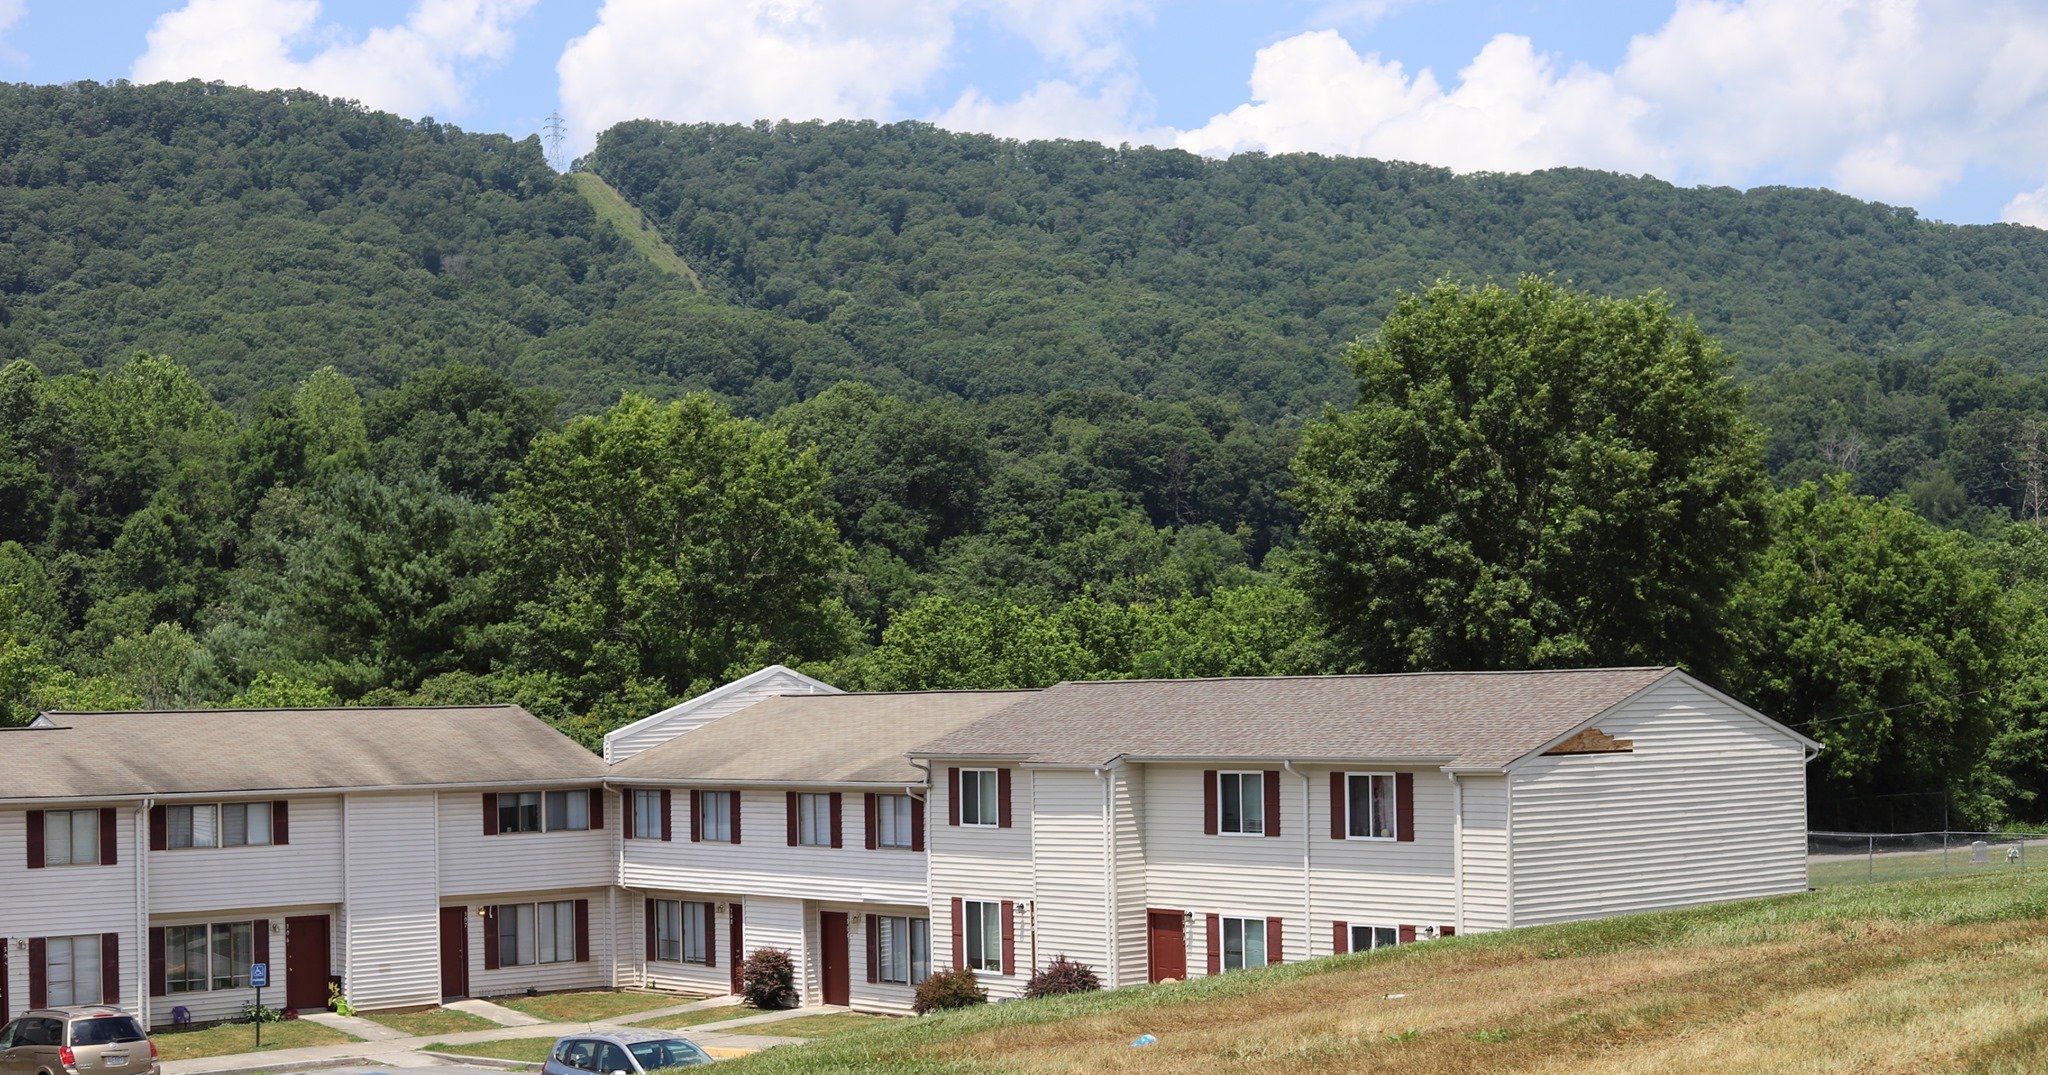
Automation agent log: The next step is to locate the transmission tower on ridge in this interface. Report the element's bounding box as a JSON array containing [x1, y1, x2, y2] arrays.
[[543, 111, 567, 171]]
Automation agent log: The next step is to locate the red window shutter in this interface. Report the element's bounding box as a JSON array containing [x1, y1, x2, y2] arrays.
[[1396, 773, 1415, 842], [623, 791, 636, 840], [1263, 770, 1281, 838], [910, 796, 925, 852], [574, 900, 591, 963], [785, 792, 799, 846], [1265, 917, 1283, 964], [863, 793, 877, 850], [1440, 925, 1456, 937], [99, 808, 117, 866], [28, 937, 46, 1008], [730, 792, 742, 845], [25, 810, 42, 869], [100, 933, 119, 1004], [1329, 772, 1346, 840], [149, 805, 167, 852], [660, 790, 674, 842], [947, 768, 961, 826], [643, 900, 657, 962], [950, 898, 964, 971], [1000, 900, 1016, 975], [1203, 770, 1219, 835], [482, 793, 498, 836], [997, 769, 1013, 828], [689, 790, 703, 843], [271, 801, 290, 846], [254, 920, 270, 970], [1205, 915, 1221, 976], [1398, 924, 1417, 944], [1332, 920, 1349, 954], [704, 905, 717, 969], [483, 907, 501, 969], [588, 788, 605, 830], [148, 928, 166, 998], [865, 914, 879, 983], [829, 793, 844, 849]]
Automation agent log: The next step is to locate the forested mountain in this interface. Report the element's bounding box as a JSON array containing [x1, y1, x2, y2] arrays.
[[10, 84, 2048, 826]]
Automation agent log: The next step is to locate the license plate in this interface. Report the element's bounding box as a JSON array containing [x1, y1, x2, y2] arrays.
[[105, 1058, 128, 1067]]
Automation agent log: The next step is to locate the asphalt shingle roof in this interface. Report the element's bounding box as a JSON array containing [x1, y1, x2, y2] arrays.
[[0, 705, 605, 800], [909, 668, 1678, 769], [609, 691, 1035, 785]]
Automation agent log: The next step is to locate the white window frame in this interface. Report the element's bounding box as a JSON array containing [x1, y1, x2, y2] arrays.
[[631, 790, 664, 840], [795, 793, 833, 847], [1344, 772, 1398, 841], [544, 790, 591, 832], [1217, 771, 1266, 836], [43, 935, 103, 1007], [498, 900, 577, 966], [1220, 916, 1268, 972], [43, 810, 100, 867], [699, 791, 732, 843], [168, 803, 273, 849], [876, 794, 914, 850], [959, 769, 999, 828], [1349, 923, 1401, 952], [961, 899, 1002, 973], [875, 916, 930, 985], [651, 899, 709, 964]]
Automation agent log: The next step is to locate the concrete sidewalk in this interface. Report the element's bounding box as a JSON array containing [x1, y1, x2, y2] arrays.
[[161, 999, 843, 1075]]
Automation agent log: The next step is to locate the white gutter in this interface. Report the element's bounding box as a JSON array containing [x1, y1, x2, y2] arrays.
[[0, 777, 609, 807], [135, 797, 151, 1025], [1097, 765, 1116, 985], [1449, 774, 1465, 936], [1281, 762, 1309, 961], [908, 759, 936, 946]]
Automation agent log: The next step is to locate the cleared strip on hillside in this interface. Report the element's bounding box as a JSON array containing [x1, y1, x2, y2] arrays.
[[570, 171, 703, 291], [720, 873, 2048, 1074]]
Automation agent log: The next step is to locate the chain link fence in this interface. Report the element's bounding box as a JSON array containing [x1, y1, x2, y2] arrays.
[[1808, 831, 2048, 886]]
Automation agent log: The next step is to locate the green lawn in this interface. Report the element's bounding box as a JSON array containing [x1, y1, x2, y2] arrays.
[[495, 990, 691, 1022], [152, 1019, 360, 1062], [359, 1007, 500, 1037], [629, 1005, 753, 1030], [424, 1036, 558, 1063], [569, 172, 702, 290], [754, 1013, 894, 1038], [1808, 838, 2048, 886], [711, 872, 2048, 1074]]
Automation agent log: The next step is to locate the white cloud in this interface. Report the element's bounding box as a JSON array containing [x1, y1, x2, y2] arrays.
[[0, 0, 25, 66], [1177, 1, 2048, 212], [132, 0, 532, 119], [936, 76, 1170, 146], [980, 0, 1152, 78], [2005, 184, 2048, 229]]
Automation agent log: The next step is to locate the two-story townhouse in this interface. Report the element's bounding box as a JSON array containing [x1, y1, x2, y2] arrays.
[[605, 691, 1028, 1013], [0, 705, 610, 1027], [911, 668, 1819, 995]]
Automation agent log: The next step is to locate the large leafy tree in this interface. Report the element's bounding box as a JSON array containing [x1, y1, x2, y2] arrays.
[[1293, 277, 1769, 671], [492, 394, 857, 702]]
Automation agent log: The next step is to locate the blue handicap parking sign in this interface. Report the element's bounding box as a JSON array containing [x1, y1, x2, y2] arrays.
[[251, 963, 269, 988]]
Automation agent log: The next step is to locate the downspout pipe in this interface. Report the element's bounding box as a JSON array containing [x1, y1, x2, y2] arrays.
[[136, 796, 152, 1025], [1449, 773, 1465, 936], [1281, 761, 1309, 961], [1097, 766, 1116, 986]]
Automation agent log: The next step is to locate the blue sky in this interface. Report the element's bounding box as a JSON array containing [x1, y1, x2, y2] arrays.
[[3, 1, 2045, 227]]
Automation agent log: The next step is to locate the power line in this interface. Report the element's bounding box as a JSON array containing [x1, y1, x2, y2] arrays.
[[1794, 684, 2006, 732], [543, 111, 567, 171]]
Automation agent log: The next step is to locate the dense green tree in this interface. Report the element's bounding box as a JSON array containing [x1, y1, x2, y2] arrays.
[[1293, 278, 1769, 672], [365, 364, 560, 497]]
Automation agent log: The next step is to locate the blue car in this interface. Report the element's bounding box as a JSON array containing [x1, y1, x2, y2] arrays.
[[542, 1029, 713, 1074]]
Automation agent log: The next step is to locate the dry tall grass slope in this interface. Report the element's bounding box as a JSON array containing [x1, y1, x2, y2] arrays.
[[723, 873, 2048, 1074]]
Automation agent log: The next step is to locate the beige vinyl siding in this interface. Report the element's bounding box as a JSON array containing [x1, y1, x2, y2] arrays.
[[605, 669, 836, 762], [1456, 775, 1511, 932], [466, 888, 611, 999], [840, 902, 927, 1015], [619, 789, 925, 906], [0, 805, 142, 1017], [150, 797, 344, 914], [1510, 678, 1811, 925], [637, 891, 735, 996], [1110, 766, 1149, 988], [1028, 769, 1111, 983], [438, 790, 614, 899], [927, 760, 1034, 1001], [1142, 765, 1305, 971], [742, 897, 808, 999], [342, 792, 440, 1011], [1303, 766, 1459, 955], [147, 904, 338, 1025]]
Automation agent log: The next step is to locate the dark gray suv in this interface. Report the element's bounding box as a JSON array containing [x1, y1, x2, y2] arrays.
[[0, 1007, 159, 1075]]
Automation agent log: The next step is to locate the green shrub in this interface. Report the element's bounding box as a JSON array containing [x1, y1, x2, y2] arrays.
[[740, 948, 800, 1010], [913, 967, 988, 1015], [1023, 955, 1100, 999]]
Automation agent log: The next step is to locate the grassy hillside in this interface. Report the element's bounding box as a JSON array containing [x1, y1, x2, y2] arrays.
[[569, 171, 702, 290], [725, 873, 2048, 1074]]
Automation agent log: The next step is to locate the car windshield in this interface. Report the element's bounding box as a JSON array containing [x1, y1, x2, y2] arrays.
[[69, 1017, 147, 1046], [626, 1039, 708, 1070]]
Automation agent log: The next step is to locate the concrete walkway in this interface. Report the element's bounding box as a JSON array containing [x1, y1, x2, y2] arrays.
[[443, 1000, 546, 1028], [162, 999, 850, 1075], [297, 1012, 412, 1042]]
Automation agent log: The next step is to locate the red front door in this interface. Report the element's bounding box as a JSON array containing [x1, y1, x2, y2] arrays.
[[727, 904, 745, 995], [284, 915, 332, 1012], [819, 912, 850, 1006], [439, 906, 470, 1000], [1148, 909, 1186, 983]]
